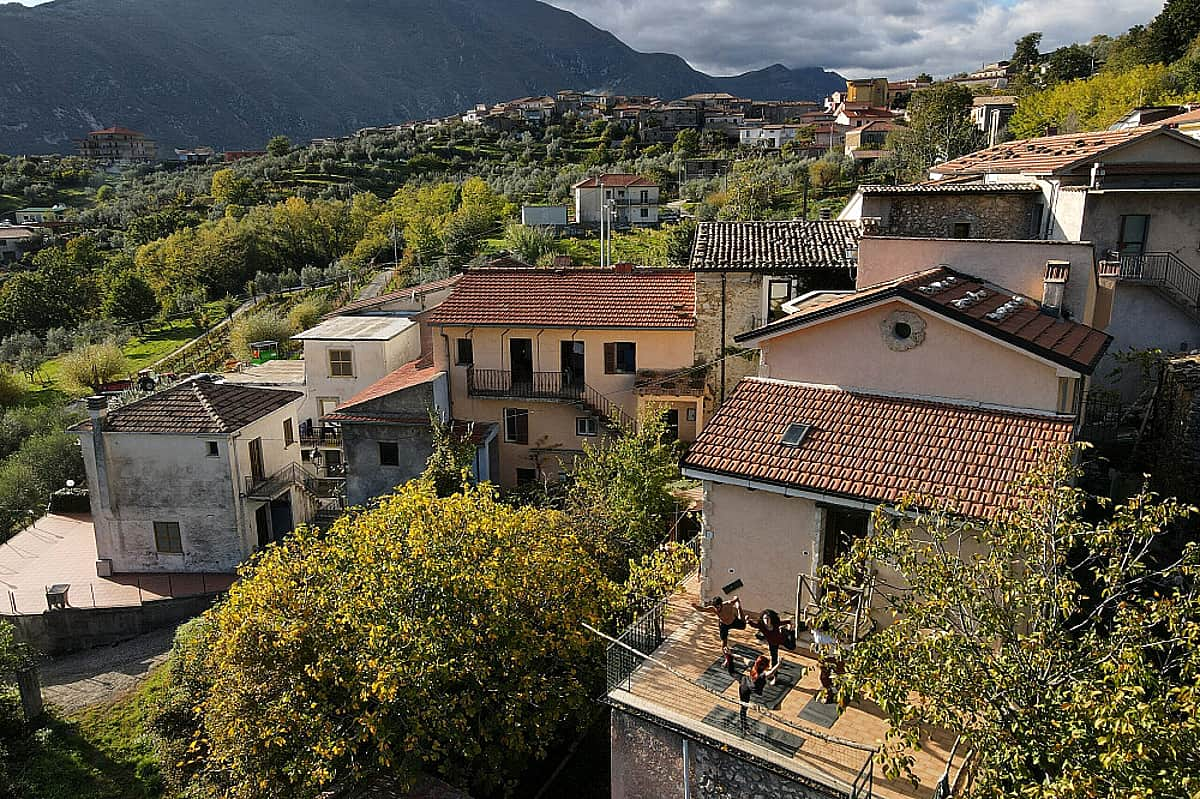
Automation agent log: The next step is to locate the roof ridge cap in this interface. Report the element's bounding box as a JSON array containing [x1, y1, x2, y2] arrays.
[[193, 382, 230, 432]]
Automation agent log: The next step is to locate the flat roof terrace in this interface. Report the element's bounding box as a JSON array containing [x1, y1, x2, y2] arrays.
[[603, 577, 958, 799]]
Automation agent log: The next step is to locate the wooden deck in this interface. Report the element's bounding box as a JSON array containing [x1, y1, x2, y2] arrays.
[[607, 578, 956, 799]]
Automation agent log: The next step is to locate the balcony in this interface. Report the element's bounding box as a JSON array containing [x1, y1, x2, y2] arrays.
[[245, 462, 345, 501], [300, 425, 342, 447], [603, 576, 960, 799], [1099, 251, 1200, 311], [467, 367, 584, 401]]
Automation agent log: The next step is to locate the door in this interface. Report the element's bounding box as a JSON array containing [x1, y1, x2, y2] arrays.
[[255, 504, 271, 549], [821, 507, 870, 571], [248, 437, 266, 484], [509, 338, 533, 387], [270, 497, 294, 543], [560, 340, 585, 394], [662, 408, 680, 442]]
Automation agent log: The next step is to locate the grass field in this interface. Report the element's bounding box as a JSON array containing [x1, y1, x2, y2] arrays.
[[8, 668, 168, 799]]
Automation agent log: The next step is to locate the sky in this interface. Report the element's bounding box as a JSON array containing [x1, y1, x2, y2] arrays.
[[8, 0, 1164, 79], [541, 0, 1162, 78]]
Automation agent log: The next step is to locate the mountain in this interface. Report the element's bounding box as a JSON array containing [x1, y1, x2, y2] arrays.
[[0, 0, 844, 154]]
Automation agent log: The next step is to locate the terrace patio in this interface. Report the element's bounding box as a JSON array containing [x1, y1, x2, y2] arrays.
[[604, 577, 963, 799]]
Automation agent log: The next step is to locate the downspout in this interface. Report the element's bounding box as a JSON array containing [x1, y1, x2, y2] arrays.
[[1043, 179, 1060, 240], [229, 431, 248, 557], [719, 273, 727, 404], [682, 738, 691, 799], [440, 326, 454, 420]]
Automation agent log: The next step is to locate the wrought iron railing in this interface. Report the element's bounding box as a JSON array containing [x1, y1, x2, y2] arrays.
[[466, 367, 636, 430], [1078, 389, 1127, 445], [1102, 251, 1200, 309], [851, 756, 875, 799], [300, 425, 342, 447], [606, 597, 669, 692], [245, 462, 345, 500]]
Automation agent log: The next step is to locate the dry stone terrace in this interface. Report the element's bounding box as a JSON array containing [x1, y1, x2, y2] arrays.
[[606, 577, 958, 799]]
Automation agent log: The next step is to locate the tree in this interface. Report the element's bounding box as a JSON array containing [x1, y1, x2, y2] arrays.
[[287, 299, 331, 334], [822, 449, 1200, 797], [1043, 44, 1096, 85], [887, 83, 983, 180], [229, 311, 293, 360], [502, 222, 557, 265], [0, 370, 23, 408], [1012, 32, 1044, 72], [57, 342, 129, 396], [153, 478, 619, 798], [266, 135, 292, 157], [102, 271, 160, 332], [210, 168, 252, 206], [672, 128, 701, 156], [1147, 0, 1200, 63], [664, 220, 697, 266], [564, 408, 680, 579]]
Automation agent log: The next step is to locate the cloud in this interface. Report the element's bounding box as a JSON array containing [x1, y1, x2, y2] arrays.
[[543, 0, 1161, 78]]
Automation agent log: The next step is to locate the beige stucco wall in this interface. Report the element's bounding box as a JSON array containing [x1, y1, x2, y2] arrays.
[[759, 299, 1066, 412], [857, 237, 1098, 326], [300, 326, 421, 426], [79, 397, 304, 574], [435, 324, 696, 486], [699, 482, 822, 614]]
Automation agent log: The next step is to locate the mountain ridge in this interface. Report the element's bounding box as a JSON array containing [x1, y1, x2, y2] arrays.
[[0, 0, 843, 153]]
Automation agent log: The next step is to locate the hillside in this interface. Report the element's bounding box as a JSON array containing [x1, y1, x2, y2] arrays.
[[0, 0, 843, 154]]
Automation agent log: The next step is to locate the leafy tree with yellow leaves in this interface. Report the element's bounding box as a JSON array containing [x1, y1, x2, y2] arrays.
[[822, 449, 1200, 797], [155, 478, 621, 799]]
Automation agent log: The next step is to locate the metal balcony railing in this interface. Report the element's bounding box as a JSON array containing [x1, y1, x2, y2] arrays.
[[1101, 251, 1200, 310], [300, 426, 342, 447], [466, 367, 636, 431], [245, 462, 345, 501]]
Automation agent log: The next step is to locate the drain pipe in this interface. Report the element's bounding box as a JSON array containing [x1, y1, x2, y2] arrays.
[[682, 738, 691, 798]]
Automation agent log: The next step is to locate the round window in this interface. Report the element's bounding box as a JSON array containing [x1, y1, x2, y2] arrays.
[[893, 321, 912, 340], [881, 310, 926, 352]]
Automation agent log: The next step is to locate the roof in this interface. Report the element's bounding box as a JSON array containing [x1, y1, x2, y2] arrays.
[[1163, 107, 1200, 126], [220, 360, 307, 386], [573, 174, 657, 189], [335, 357, 444, 411], [88, 127, 146, 136], [293, 315, 415, 341], [972, 95, 1018, 106], [682, 378, 1075, 518], [327, 274, 461, 317], [426, 267, 695, 329], [840, 107, 897, 119], [689, 220, 862, 272], [932, 125, 1200, 176], [739, 266, 1111, 373], [851, 120, 899, 133], [71, 381, 302, 435], [859, 182, 1041, 195], [0, 226, 37, 239]]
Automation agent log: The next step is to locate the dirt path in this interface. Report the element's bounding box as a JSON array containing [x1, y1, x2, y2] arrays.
[[38, 623, 180, 713]]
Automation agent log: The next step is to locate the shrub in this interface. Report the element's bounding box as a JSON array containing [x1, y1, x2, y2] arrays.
[[229, 311, 293, 361], [58, 342, 130, 396]]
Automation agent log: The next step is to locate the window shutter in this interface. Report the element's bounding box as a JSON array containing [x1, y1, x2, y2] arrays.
[[604, 343, 616, 374], [516, 410, 529, 444]]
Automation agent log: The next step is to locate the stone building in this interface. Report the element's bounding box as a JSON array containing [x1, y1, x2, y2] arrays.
[[688, 220, 860, 405], [840, 183, 1043, 239], [1143, 353, 1200, 505]]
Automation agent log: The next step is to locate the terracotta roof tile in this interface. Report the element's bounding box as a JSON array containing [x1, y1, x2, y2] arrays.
[[932, 126, 1196, 176], [327, 274, 461, 317], [71, 381, 302, 435], [1163, 107, 1200, 126], [683, 379, 1074, 518], [859, 183, 1041, 195], [336, 357, 444, 411], [690, 220, 862, 272], [739, 266, 1111, 373], [426, 267, 695, 329]]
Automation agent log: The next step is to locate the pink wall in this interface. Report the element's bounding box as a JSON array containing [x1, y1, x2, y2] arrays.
[[760, 299, 1065, 412]]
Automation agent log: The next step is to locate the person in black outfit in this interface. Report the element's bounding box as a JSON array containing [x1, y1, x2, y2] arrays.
[[747, 609, 794, 679], [738, 654, 781, 732]]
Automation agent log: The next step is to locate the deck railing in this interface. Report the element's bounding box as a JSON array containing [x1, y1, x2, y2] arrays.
[[466, 366, 636, 430], [1102, 251, 1200, 310]]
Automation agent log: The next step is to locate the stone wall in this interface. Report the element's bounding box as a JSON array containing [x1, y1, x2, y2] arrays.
[[611, 709, 840, 799], [1145, 355, 1200, 505], [883, 194, 1038, 239], [694, 272, 765, 408]]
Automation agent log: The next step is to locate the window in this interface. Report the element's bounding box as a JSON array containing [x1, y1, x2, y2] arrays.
[[780, 423, 811, 446], [1118, 214, 1150, 255], [504, 408, 529, 444], [516, 467, 537, 484], [640, 207, 648, 218], [318, 398, 340, 417], [1057, 377, 1082, 415], [576, 416, 598, 436], [328, 349, 354, 377], [767, 279, 795, 321], [205, 441, 219, 457], [1031, 203, 1045, 238], [952, 222, 972, 239], [154, 521, 182, 554], [379, 441, 400, 466], [456, 338, 474, 365], [604, 342, 637, 374], [283, 418, 295, 447], [639, 190, 649, 203]]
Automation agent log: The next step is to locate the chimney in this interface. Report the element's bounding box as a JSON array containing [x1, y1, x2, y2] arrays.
[[614, 262, 635, 274], [86, 395, 108, 432], [818, 208, 833, 220], [1045, 125, 1058, 136], [1042, 260, 1070, 316], [860, 216, 881, 236]]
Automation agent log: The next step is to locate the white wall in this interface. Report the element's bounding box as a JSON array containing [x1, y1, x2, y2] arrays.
[[300, 326, 422, 425]]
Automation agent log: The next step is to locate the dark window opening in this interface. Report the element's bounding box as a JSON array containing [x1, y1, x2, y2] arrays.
[[821, 507, 870, 569], [379, 441, 400, 467], [206, 441, 219, 457], [283, 418, 295, 447], [1118, 214, 1149, 256], [780, 423, 811, 446], [576, 416, 598, 436], [504, 408, 529, 444], [154, 521, 182, 554], [951, 222, 971, 239], [456, 338, 473, 365], [604, 342, 637, 374], [516, 467, 537, 484]]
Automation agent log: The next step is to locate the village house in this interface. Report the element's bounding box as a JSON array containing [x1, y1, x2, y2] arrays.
[[688, 220, 861, 404], [0, 225, 40, 262], [76, 126, 157, 162], [70, 380, 324, 575], [843, 119, 897, 162], [13, 204, 66, 225], [1164, 105, 1200, 140], [738, 123, 810, 150], [424, 264, 703, 486], [573, 174, 660, 227], [833, 104, 898, 129], [606, 247, 1110, 799], [844, 77, 890, 108], [638, 104, 702, 144], [970, 95, 1017, 147]]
